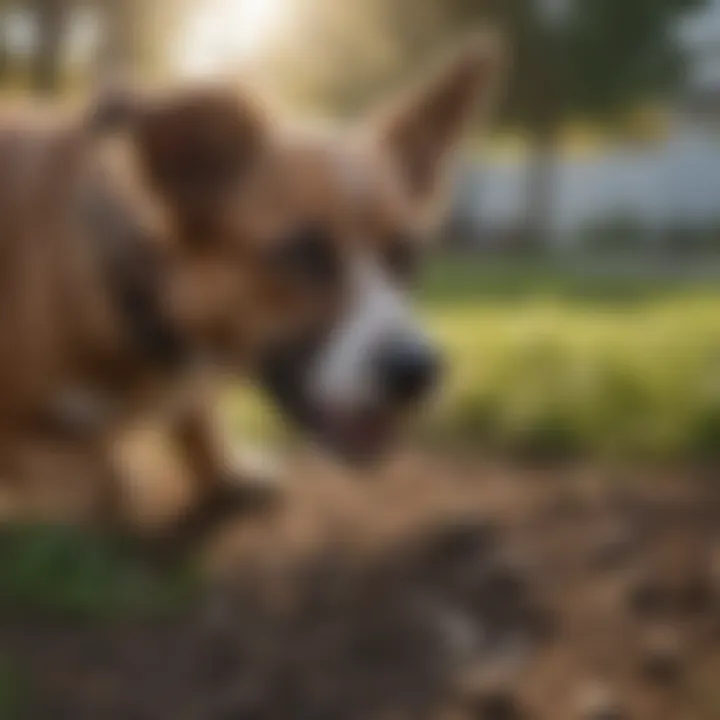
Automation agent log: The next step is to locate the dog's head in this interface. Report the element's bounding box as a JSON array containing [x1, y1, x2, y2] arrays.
[[93, 36, 502, 463]]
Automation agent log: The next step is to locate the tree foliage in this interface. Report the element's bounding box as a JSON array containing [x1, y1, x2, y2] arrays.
[[0, 0, 197, 91], [283, 0, 708, 129], [542, 0, 704, 124]]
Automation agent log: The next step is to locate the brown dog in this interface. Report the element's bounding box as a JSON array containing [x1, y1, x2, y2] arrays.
[[0, 36, 502, 532]]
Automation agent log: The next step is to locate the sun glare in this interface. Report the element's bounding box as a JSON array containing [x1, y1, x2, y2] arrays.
[[176, 0, 290, 77]]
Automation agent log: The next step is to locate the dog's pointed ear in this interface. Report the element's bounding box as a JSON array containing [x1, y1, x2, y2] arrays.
[[377, 32, 503, 203]]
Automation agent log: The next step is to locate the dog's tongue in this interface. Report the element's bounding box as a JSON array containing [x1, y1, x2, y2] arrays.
[[323, 406, 396, 459]]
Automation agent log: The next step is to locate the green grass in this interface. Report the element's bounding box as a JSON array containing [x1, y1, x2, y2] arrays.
[[419, 258, 720, 459], [0, 527, 191, 712], [0, 525, 197, 620], [428, 293, 720, 459], [0, 656, 24, 719], [419, 255, 720, 307]]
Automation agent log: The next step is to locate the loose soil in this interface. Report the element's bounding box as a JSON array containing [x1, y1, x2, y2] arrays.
[[2, 452, 720, 720]]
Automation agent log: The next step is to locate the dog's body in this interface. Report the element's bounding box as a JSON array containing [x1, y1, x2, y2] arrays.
[[0, 107, 220, 524], [0, 110, 179, 425], [0, 37, 501, 531]]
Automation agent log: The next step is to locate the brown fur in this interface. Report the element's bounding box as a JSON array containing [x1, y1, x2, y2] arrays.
[[0, 35, 502, 533]]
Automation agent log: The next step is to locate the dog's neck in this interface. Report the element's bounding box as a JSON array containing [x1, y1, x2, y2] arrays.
[[80, 165, 192, 374], [97, 222, 190, 372]]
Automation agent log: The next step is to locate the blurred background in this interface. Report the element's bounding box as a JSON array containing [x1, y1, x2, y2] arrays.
[[1, 2, 720, 719]]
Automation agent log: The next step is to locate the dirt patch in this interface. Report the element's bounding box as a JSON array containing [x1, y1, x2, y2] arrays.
[[2, 453, 720, 719]]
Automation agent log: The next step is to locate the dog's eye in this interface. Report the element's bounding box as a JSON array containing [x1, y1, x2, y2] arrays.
[[271, 227, 340, 286], [384, 236, 419, 283]]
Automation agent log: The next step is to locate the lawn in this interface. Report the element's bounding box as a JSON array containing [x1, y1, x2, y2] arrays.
[[229, 256, 720, 460], [423, 257, 720, 459]]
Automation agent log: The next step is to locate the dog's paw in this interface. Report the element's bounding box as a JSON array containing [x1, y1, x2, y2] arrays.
[[148, 445, 286, 560], [218, 444, 286, 513]]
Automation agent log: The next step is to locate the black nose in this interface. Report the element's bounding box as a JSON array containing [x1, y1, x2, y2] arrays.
[[376, 338, 442, 405]]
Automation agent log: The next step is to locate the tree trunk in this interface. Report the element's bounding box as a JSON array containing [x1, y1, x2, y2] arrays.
[[524, 126, 559, 251], [521, 3, 565, 252], [32, 0, 67, 95], [0, 5, 10, 85], [96, 0, 139, 83]]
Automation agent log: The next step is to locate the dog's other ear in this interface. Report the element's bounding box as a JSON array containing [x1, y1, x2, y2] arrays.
[[132, 86, 268, 215], [378, 32, 503, 204]]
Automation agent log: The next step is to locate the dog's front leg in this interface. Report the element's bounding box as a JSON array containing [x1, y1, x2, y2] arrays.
[[169, 396, 283, 545]]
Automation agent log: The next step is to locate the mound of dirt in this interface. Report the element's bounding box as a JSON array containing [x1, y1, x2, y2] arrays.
[[2, 453, 720, 719]]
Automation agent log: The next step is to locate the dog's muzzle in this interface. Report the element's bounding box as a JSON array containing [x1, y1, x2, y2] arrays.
[[259, 333, 442, 464]]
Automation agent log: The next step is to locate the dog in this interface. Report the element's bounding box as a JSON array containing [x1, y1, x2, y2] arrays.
[[0, 35, 502, 534]]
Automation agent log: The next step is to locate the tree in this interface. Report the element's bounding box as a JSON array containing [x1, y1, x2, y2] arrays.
[[24, 0, 195, 91], [31, 0, 69, 94], [488, 0, 706, 247], [0, 2, 12, 84], [94, 0, 140, 81], [92, 0, 196, 82]]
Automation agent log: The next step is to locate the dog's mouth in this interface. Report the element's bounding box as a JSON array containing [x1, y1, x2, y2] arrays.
[[269, 383, 400, 463], [310, 403, 401, 463], [259, 348, 399, 463]]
